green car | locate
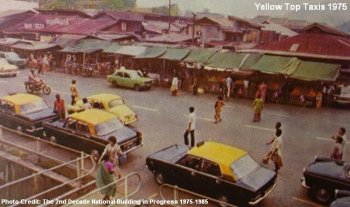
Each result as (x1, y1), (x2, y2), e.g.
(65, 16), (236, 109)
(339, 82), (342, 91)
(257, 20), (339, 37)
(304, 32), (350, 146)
(107, 69), (153, 91)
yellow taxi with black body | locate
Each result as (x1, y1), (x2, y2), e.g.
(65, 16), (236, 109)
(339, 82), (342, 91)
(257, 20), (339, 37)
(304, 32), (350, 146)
(146, 141), (277, 206)
(42, 109), (142, 155)
(67, 93), (137, 125)
(0, 93), (59, 136)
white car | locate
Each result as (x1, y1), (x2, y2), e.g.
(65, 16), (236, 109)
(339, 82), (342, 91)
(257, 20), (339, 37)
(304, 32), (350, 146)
(334, 86), (350, 105)
(0, 58), (18, 77)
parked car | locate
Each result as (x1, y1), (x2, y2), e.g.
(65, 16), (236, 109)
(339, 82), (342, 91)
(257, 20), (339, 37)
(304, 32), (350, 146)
(146, 141), (277, 206)
(0, 58), (18, 77)
(0, 93), (59, 136)
(43, 109), (142, 155)
(330, 190), (350, 207)
(0, 52), (26, 69)
(107, 68), (153, 91)
(301, 157), (350, 204)
(67, 93), (137, 125)
(334, 86), (350, 105)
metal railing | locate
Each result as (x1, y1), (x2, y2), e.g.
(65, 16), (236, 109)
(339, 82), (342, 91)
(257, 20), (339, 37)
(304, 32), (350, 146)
(159, 184), (237, 207)
(62, 172), (142, 207)
(0, 125), (96, 206)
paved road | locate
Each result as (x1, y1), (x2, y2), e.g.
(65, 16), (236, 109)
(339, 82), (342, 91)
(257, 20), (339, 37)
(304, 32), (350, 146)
(1, 70), (350, 207)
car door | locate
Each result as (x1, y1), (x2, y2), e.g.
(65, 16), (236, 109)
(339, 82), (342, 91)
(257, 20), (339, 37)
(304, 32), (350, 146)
(175, 155), (203, 191)
(123, 72), (134, 88)
(197, 159), (225, 198)
(114, 71), (124, 86)
(0, 101), (26, 130)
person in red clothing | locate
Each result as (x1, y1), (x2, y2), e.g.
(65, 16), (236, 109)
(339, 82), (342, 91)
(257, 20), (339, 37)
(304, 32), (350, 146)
(54, 94), (66, 120)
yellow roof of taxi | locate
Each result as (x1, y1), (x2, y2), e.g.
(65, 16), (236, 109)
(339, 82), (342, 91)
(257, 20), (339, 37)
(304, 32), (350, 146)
(189, 141), (247, 176)
(2, 93), (42, 105)
(88, 93), (122, 102)
(70, 109), (116, 125)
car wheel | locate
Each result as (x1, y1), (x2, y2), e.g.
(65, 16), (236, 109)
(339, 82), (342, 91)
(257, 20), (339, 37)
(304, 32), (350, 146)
(112, 81), (118, 87)
(134, 84), (140, 91)
(314, 187), (333, 204)
(218, 195), (229, 207)
(49, 136), (57, 144)
(154, 171), (165, 185)
(25, 83), (34, 93)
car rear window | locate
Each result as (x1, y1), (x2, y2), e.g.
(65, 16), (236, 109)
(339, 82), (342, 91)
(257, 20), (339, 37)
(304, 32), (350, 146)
(95, 119), (123, 136)
(20, 99), (49, 115)
(109, 99), (124, 108)
(230, 155), (259, 179)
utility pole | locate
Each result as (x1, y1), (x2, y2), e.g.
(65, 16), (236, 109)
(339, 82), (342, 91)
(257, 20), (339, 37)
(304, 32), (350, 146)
(168, 0), (171, 34)
(192, 13), (196, 45)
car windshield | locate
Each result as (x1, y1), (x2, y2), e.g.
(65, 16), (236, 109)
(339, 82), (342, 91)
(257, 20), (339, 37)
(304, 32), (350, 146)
(5, 52), (19, 59)
(20, 99), (49, 115)
(95, 119), (123, 136)
(128, 71), (141, 79)
(109, 99), (124, 108)
(230, 155), (259, 180)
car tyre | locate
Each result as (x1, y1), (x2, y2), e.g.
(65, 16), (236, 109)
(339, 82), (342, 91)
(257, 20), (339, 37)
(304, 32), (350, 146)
(134, 84), (140, 91)
(313, 187), (333, 204)
(154, 171), (165, 185)
(25, 83), (34, 93)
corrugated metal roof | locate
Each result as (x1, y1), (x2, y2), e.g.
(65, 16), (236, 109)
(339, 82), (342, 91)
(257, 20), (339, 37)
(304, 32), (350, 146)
(60, 38), (110, 54)
(256, 33), (350, 58)
(11, 42), (59, 50)
(145, 34), (198, 44)
(103, 43), (123, 53)
(207, 52), (247, 69)
(261, 22), (298, 37)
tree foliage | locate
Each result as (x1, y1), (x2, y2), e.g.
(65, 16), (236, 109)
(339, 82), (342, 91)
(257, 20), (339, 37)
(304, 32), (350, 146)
(151, 4), (180, 16)
(42, 0), (136, 10)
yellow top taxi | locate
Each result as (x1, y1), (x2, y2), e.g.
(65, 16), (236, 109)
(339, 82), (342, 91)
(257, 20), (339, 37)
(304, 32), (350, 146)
(67, 93), (137, 125)
(0, 93), (59, 136)
(43, 109), (142, 155)
(146, 141), (277, 206)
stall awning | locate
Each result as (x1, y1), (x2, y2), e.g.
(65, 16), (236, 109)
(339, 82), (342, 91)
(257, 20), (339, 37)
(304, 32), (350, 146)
(60, 38), (110, 54)
(134, 46), (167, 59)
(240, 53), (263, 69)
(111, 45), (148, 56)
(250, 55), (299, 75)
(11, 42), (59, 51)
(103, 43), (123, 54)
(183, 49), (217, 63)
(159, 48), (190, 61)
(207, 52), (247, 69)
(290, 61), (340, 81)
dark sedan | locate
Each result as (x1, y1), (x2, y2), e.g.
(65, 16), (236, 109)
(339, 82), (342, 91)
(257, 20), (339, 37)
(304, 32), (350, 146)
(301, 157), (350, 204)
(146, 141), (277, 206)
(0, 93), (59, 136)
(43, 109), (142, 155)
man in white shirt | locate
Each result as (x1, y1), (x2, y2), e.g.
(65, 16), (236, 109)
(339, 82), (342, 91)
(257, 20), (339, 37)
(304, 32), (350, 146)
(263, 128), (283, 173)
(332, 127), (347, 153)
(184, 107), (196, 148)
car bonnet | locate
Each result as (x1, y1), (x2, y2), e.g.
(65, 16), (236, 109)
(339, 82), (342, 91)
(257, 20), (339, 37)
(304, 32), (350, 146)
(238, 166), (276, 191)
(101, 126), (137, 143)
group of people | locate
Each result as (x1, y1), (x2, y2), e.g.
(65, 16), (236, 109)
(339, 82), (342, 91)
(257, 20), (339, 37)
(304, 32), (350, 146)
(27, 53), (53, 74)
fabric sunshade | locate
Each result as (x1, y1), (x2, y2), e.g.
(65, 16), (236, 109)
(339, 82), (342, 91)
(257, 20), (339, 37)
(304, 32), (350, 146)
(134, 46), (167, 59)
(290, 61), (340, 81)
(159, 48), (190, 61)
(183, 49), (217, 63)
(250, 55), (299, 75)
(111, 45), (148, 56)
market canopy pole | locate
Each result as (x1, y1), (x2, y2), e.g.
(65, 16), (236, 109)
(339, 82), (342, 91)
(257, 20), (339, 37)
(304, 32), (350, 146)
(168, 0), (171, 33)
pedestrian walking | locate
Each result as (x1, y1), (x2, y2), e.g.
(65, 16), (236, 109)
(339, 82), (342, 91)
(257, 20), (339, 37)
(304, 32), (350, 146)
(96, 154), (117, 202)
(82, 98), (92, 110)
(99, 136), (124, 178)
(214, 96), (225, 123)
(42, 54), (49, 72)
(226, 76), (232, 100)
(37, 55), (43, 74)
(243, 79), (249, 98)
(331, 136), (344, 160)
(170, 75), (179, 96)
(316, 91), (323, 109)
(258, 81), (267, 102)
(53, 94), (66, 120)
(263, 128), (283, 173)
(332, 127), (347, 153)
(184, 107), (196, 148)
(253, 94), (264, 122)
(70, 79), (79, 105)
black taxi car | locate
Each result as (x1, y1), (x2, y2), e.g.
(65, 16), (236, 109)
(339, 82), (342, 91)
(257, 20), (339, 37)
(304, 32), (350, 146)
(330, 190), (350, 207)
(42, 109), (142, 155)
(301, 157), (350, 204)
(146, 141), (277, 206)
(0, 93), (59, 136)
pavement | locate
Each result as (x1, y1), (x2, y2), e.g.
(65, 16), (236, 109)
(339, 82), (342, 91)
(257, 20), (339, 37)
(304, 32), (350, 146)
(1, 69), (350, 207)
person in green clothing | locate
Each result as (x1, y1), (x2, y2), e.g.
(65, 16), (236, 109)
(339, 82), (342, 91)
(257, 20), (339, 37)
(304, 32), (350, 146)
(253, 94), (264, 122)
(96, 154), (117, 201)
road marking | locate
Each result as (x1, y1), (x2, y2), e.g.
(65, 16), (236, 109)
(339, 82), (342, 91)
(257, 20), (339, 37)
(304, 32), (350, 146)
(266, 112), (292, 118)
(0, 80), (8, 83)
(148, 193), (158, 199)
(133, 105), (159, 112)
(226, 105), (236, 109)
(52, 90), (70, 96)
(292, 196), (322, 207)
(244, 124), (275, 132)
(184, 114), (215, 122)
